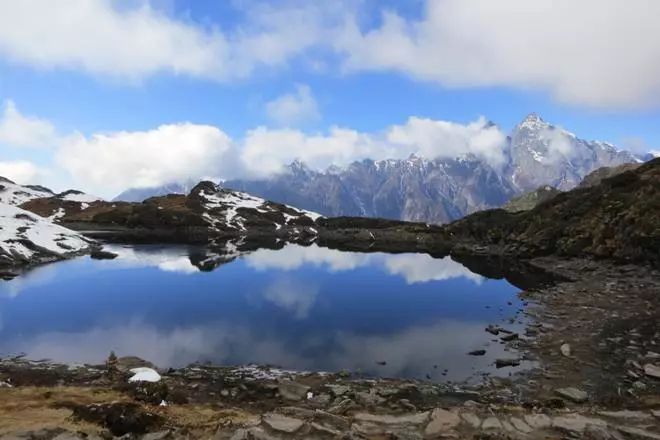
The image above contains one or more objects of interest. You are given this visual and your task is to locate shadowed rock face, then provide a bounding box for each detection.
[445,157,660,266]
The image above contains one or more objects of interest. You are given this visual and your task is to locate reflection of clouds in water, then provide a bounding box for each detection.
[247,245,370,272]
[247,244,482,284]
[5,318,521,382]
[108,246,198,274]
[262,276,320,319]
[0,263,60,298]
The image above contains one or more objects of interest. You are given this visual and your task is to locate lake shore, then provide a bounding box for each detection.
[1,256,659,439]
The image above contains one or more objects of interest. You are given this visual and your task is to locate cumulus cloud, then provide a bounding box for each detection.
[0,0,341,82]
[0,100,57,148]
[335,0,660,109]
[1,1,658,109]
[0,160,42,184]
[265,84,321,126]
[55,123,237,196]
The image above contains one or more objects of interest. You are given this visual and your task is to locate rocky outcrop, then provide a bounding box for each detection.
[501,185,561,212]
[578,162,642,188]
[23,182,323,244]
[0,202,95,270]
[446,157,660,266]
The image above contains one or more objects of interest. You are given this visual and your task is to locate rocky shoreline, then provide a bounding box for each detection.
[1,255,659,439]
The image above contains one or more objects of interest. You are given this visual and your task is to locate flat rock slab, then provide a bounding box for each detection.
[261,413,305,433]
[644,364,660,379]
[277,380,310,401]
[617,426,660,440]
[598,410,653,421]
[482,417,503,430]
[460,412,481,429]
[354,411,429,426]
[524,414,552,429]
[555,387,589,403]
[510,417,533,434]
[424,409,461,437]
[552,415,607,433]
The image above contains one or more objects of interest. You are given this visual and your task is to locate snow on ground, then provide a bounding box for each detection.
[199,188,323,231]
[59,191,103,203]
[0,180,53,206]
[0,203,93,265]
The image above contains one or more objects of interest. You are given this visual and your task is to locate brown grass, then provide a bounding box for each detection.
[0,386,259,435]
[0,386,127,434]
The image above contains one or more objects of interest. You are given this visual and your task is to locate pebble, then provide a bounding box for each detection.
[460,412,481,428]
[643,364,660,379]
[481,417,503,430]
[555,387,589,403]
[261,413,305,433]
[561,343,572,357]
[510,417,533,433]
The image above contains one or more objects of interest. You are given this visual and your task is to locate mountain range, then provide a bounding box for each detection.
[114,114,643,224]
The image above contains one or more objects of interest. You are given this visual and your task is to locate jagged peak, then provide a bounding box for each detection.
[516,112,549,132]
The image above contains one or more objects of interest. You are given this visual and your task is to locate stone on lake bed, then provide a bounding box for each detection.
[561,343,571,357]
[468,350,486,356]
[555,387,589,403]
[500,333,519,342]
[495,358,520,368]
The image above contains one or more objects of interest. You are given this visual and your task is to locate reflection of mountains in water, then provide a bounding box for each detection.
[110,239,560,289]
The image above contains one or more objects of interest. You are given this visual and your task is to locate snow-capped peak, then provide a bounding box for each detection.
[0,177,54,206]
[516,113,548,132]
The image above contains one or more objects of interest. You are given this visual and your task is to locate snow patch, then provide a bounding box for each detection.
[60,192,102,203]
[128,367,161,383]
[0,182,53,206]
[0,203,93,264]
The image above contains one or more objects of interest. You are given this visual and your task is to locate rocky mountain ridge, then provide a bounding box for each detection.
[113,113,642,224]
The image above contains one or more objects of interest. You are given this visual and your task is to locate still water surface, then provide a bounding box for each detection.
[0,244,529,383]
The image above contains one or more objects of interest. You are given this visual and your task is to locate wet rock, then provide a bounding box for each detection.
[643,363,660,379]
[277,380,310,401]
[652,410,660,418]
[500,333,519,342]
[90,249,118,260]
[555,387,589,403]
[468,350,486,356]
[495,358,520,368]
[261,413,305,433]
[560,343,572,357]
[485,325,500,335]
[481,417,503,430]
[552,415,607,434]
[523,414,552,429]
[460,412,481,428]
[424,409,461,437]
[354,412,429,426]
[509,417,533,434]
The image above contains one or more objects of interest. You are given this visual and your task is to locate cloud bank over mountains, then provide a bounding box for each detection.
[0,0,658,110]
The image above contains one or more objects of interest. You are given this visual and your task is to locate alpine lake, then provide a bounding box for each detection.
[0,243,539,385]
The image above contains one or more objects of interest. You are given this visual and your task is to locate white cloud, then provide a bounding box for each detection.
[0,160,41,184]
[55,122,237,197]
[335,0,660,109]
[265,84,321,126]
[0,0,340,82]
[0,1,658,109]
[0,100,57,147]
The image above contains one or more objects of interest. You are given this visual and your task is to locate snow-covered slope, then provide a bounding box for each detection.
[0,203,94,268]
[191,181,322,233]
[18,190,104,222]
[0,177,54,206]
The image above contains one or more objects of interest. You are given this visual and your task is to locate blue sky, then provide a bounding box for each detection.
[0,0,658,198]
